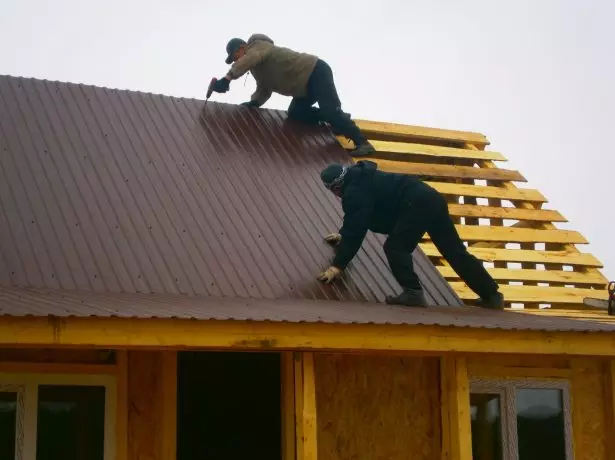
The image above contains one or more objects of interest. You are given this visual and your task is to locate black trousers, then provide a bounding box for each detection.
[383,185,499,299]
[287,59,367,146]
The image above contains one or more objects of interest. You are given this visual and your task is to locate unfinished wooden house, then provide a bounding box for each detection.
[0,74,613,460]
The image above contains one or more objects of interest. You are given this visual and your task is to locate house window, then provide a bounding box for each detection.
[0,373,115,460]
[470,378,573,460]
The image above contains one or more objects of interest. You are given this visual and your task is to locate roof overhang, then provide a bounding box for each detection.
[1,287,615,357]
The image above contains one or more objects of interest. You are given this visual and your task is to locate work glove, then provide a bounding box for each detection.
[317,266,342,284]
[240,100,261,108]
[211,78,230,93]
[324,233,342,247]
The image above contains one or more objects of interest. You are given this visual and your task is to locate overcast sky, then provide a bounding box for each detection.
[1,0,613,280]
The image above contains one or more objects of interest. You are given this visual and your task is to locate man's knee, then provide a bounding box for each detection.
[383,237,404,258]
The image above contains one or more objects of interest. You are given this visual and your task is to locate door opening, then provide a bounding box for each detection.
[177,351,282,460]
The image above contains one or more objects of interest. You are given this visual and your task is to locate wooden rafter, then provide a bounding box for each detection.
[337,124,608,310]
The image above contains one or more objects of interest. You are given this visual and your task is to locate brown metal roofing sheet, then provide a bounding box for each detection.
[1,286,614,333]
[0,74,461,307]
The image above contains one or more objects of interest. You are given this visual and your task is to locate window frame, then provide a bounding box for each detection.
[0,372,116,460]
[470,377,574,460]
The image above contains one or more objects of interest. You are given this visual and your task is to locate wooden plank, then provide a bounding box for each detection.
[361,158,526,182]
[116,350,128,460]
[161,351,177,460]
[4,315,615,357]
[450,283,609,304]
[281,352,296,460]
[448,204,566,222]
[355,119,489,146]
[438,266,608,285]
[294,352,317,460]
[440,357,473,460]
[421,244,603,267]
[337,137,506,161]
[429,182,546,202]
[423,225,588,244]
[604,361,615,460]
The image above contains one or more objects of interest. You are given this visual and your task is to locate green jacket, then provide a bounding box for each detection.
[227,34,318,106]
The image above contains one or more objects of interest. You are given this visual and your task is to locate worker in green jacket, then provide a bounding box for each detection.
[209,34,376,157]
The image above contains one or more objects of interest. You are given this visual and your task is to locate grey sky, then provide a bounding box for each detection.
[1,0,613,280]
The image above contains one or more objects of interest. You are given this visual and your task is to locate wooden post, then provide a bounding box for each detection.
[294,351,318,460]
[281,352,296,460]
[160,351,177,460]
[604,361,615,460]
[116,350,129,460]
[440,356,472,460]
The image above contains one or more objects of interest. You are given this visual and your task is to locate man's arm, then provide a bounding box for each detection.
[226,42,272,80]
[332,191,374,269]
[250,84,272,106]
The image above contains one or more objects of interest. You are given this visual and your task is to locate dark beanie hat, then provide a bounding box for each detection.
[320,163,348,189]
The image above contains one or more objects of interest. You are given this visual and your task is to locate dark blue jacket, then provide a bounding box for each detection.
[332,161,432,269]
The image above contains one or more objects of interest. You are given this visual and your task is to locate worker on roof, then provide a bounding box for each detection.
[208,34,376,157]
[317,160,504,309]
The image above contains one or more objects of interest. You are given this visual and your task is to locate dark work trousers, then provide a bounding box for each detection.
[383,185,499,299]
[287,59,368,146]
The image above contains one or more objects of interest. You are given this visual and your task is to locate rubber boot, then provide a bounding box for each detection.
[385,289,427,308]
[475,291,505,310]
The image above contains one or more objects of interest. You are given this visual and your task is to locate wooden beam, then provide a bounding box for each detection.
[428,182,546,203]
[440,357,472,460]
[466,363,573,379]
[424,225,588,244]
[294,352,317,460]
[449,283,609,304]
[281,352,296,460]
[438,266,608,285]
[447,204,566,222]
[337,138,505,161]
[2,316,615,357]
[604,361,615,460]
[361,158,526,182]
[116,350,128,460]
[355,119,489,146]
[0,362,117,374]
[421,243,603,267]
[161,351,177,460]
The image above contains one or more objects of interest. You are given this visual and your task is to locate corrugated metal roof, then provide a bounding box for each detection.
[1,286,614,333]
[0,75,461,306]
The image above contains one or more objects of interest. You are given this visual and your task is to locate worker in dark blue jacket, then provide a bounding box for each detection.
[317,160,504,308]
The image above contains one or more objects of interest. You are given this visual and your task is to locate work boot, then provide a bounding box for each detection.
[385,289,427,308]
[475,291,505,310]
[350,142,376,157]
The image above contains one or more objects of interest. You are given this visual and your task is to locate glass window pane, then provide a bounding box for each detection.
[36,385,105,460]
[0,392,17,460]
[470,393,503,460]
[516,388,566,460]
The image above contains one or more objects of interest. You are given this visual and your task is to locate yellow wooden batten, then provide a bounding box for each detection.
[337,121,608,311]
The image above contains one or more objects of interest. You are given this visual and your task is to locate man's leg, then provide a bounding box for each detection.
[307,60,375,157]
[383,204,430,306]
[287,97,320,125]
[426,191,503,307]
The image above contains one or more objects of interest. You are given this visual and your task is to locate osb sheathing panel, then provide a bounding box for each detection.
[315,354,439,460]
[127,350,166,460]
[0,347,113,363]
[571,360,608,460]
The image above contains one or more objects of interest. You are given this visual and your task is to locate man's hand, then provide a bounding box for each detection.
[317,266,342,284]
[324,233,342,247]
[240,100,261,108]
[211,78,230,94]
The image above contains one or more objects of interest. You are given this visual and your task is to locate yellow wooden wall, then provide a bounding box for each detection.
[314,353,440,460]
[0,347,612,460]
[467,354,609,460]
